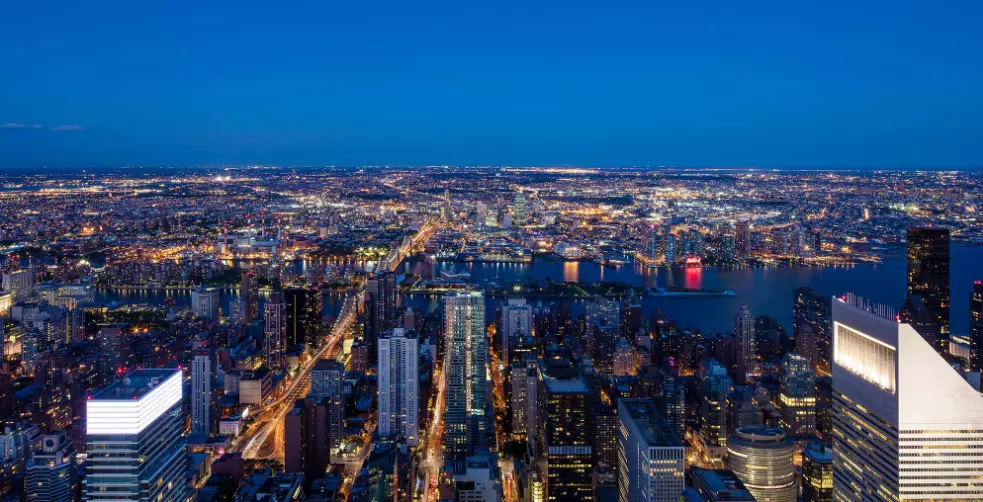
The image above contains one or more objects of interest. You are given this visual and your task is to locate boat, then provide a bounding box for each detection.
[440,270,472,280]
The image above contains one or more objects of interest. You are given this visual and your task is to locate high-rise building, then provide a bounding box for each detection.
[365,273,396,364]
[191,347,218,436]
[725,386,760,437]
[285,287,323,349]
[65,308,84,344]
[535,356,592,501]
[84,368,189,502]
[443,291,488,465]
[309,359,345,456]
[378,328,419,445]
[735,221,751,258]
[96,324,128,384]
[283,397,329,481]
[240,270,259,324]
[970,281,983,372]
[727,426,796,502]
[701,361,733,452]
[802,441,833,502]
[500,298,532,365]
[688,468,756,502]
[779,353,815,437]
[832,294,983,501]
[794,287,832,376]
[734,305,755,383]
[514,190,527,226]
[663,377,686,443]
[905,227,950,353]
[617,398,686,502]
[264,292,286,370]
[26,431,76,502]
[191,286,220,320]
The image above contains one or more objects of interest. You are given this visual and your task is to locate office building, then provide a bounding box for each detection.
[802,441,833,502]
[84,368,189,502]
[285,288,323,349]
[735,305,755,383]
[365,273,396,365]
[905,227,950,352]
[617,398,685,502]
[726,426,796,502]
[264,292,286,370]
[191,286,220,320]
[778,353,815,436]
[191,347,218,436]
[970,281,983,371]
[309,359,345,455]
[793,288,832,376]
[726,386,760,437]
[443,291,488,464]
[536,356,592,501]
[701,362,733,453]
[735,221,750,258]
[500,298,532,365]
[26,431,76,502]
[283,397,329,481]
[378,328,419,445]
[832,294,983,501]
[663,377,686,443]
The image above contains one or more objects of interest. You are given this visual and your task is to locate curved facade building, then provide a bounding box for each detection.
[726,426,796,502]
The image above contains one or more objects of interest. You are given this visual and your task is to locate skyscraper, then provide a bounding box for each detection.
[443,291,488,464]
[191,347,218,436]
[734,305,755,383]
[500,298,532,365]
[378,328,419,445]
[802,441,833,502]
[726,426,796,502]
[240,270,259,324]
[536,355,592,501]
[779,353,815,437]
[65,308,84,344]
[700,361,733,456]
[905,226,950,353]
[191,285,220,320]
[617,398,685,502]
[514,190,527,226]
[793,287,832,376]
[832,294,983,501]
[285,287,323,349]
[970,281,983,372]
[735,221,750,259]
[26,431,75,502]
[85,368,189,502]
[365,272,396,365]
[264,292,286,370]
[309,359,345,456]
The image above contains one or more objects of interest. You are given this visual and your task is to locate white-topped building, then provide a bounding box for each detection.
[85,368,189,502]
[832,294,983,501]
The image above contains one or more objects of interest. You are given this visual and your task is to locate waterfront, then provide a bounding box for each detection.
[90,244,983,336]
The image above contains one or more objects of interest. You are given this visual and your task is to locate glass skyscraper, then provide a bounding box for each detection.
[84,368,189,502]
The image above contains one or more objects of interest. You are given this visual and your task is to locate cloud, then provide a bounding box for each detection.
[49,124,85,131]
[2,122,42,129]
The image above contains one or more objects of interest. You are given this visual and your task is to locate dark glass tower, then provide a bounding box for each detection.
[971,281,983,372]
[906,227,950,353]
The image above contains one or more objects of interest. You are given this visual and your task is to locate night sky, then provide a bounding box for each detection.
[2,0,982,168]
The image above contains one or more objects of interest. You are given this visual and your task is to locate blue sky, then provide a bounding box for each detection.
[1,0,982,168]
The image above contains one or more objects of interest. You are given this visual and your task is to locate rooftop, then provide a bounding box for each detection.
[91,368,181,401]
[620,398,681,447]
